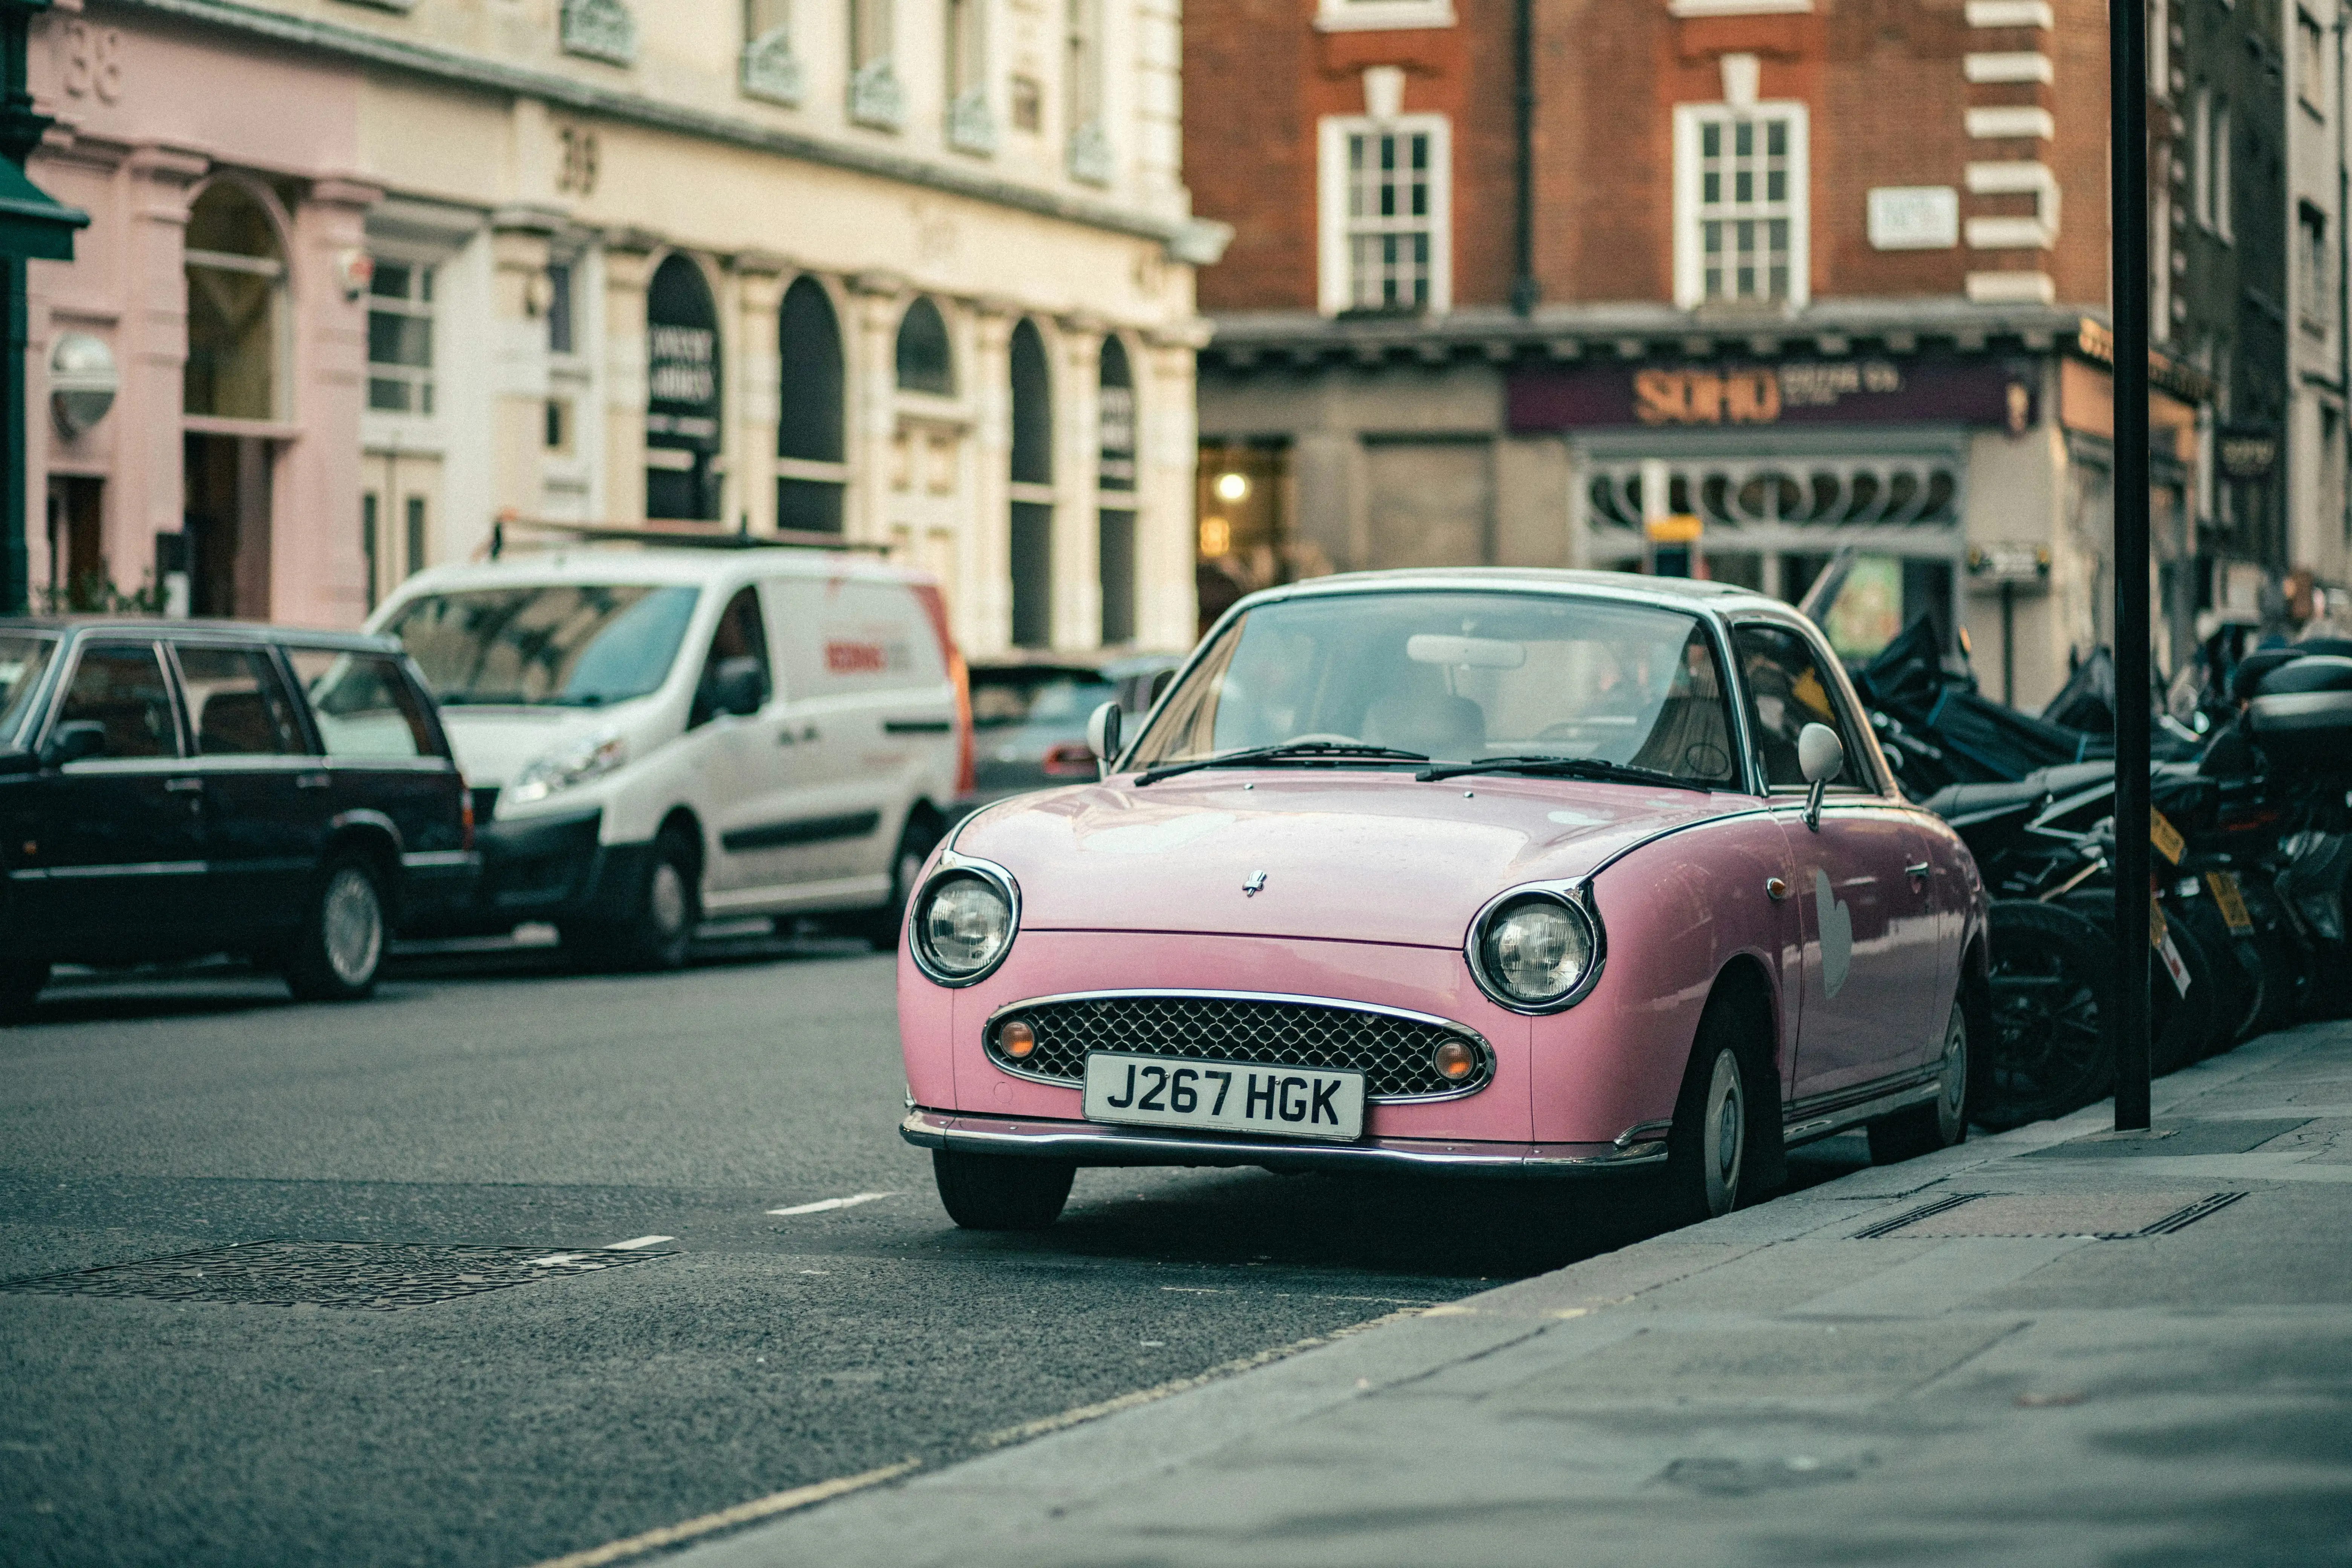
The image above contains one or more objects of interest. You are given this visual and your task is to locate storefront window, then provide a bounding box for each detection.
[645,254,723,521]
[777,276,846,533]
[1098,335,1136,644]
[183,182,285,421]
[895,297,954,395]
[1009,319,1052,648]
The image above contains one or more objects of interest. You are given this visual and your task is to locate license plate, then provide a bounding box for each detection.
[1081,1053,1365,1142]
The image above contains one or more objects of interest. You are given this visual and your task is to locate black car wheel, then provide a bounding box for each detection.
[0,961,49,1025]
[565,827,699,973]
[285,856,387,1003]
[931,1148,1075,1230]
[1660,999,1770,1224]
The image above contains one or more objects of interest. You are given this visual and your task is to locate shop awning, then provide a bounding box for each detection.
[0,157,83,261]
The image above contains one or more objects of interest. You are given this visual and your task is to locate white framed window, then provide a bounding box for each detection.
[2192,87,2212,227]
[1673,101,1808,309]
[366,257,435,415]
[2300,201,2331,333]
[1317,113,1451,314]
[2213,98,2232,241]
[1313,0,1457,31]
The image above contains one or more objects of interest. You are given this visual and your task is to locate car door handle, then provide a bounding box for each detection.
[164,778,204,794]
[1904,861,1932,884]
[296,773,332,791]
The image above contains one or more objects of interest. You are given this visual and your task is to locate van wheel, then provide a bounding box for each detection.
[0,961,49,1024]
[1868,1001,1971,1164]
[932,1148,1075,1230]
[286,856,387,1003]
[859,816,942,951]
[566,828,698,972]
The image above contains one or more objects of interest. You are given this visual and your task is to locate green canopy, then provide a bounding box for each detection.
[0,155,81,261]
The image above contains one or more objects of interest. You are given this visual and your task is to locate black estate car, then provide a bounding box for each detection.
[0,620,477,1020]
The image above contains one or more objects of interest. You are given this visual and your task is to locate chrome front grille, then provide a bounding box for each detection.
[984,991,1491,1101]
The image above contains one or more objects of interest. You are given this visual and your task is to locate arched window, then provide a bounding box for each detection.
[895,296,954,395]
[776,275,845,533]
[645,254,723,521]
[1097,335,1136,645]
[1008,318,1052,647]
[184,182,285,421]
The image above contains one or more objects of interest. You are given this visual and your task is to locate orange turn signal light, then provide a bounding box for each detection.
[999,1019,1037,1060]
[1433,1040,1476,1081]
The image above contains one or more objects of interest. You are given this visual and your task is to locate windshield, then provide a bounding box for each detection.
[1125,591,1739,785]
[970,669,1118,729]
[384,584,702,708]
[0,633,56,745]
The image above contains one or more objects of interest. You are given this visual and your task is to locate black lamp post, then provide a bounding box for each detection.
[0,0,87,617]
[2109,0,2154,1130]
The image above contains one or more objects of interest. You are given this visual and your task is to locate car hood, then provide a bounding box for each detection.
[437,702,661,790]
[952,771,1759,948]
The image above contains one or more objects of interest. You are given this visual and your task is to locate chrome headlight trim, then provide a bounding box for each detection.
[908,851,1022,987]
[1464,880,1607,1015]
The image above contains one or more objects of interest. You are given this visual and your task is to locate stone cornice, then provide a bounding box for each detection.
[104,0,1209,254]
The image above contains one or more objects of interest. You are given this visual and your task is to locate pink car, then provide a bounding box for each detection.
[898,571,1989,1230]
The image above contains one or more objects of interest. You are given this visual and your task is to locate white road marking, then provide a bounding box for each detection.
[525,1254,585,1268]
[524,1461,919,1568]
[602,1236,674,1251]
[767,1191,897,1216]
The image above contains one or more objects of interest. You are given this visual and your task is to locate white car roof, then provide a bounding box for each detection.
[385,544,936,598]
[1236,567,1790,620]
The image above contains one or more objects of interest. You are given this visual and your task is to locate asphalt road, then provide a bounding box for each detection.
[0,932,1870,1568]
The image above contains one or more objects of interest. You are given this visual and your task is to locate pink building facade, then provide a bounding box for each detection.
[27,0,375,627]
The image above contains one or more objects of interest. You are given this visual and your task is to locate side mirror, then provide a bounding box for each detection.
[40,720,106,769]
[1797,721,1844,832]
[709,657,766,718]
[1086,701,1123,776]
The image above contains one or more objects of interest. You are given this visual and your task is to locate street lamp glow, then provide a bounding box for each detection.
[1213,472,1250,503]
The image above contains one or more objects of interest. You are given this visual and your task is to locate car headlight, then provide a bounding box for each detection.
[506,729,628,806]
[911,860,1020,985]
[1469,889,1599,1012]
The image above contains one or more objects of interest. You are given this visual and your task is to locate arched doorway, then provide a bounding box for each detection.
[1008,319,1052,648]
[776,276,845,533]
[182,181,286,617]
[646,255,722,521]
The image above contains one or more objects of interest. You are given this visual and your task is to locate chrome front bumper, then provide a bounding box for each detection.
[899,1108,1668,1177]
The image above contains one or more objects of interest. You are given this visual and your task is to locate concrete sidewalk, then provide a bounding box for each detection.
[684,1024,2352,1567]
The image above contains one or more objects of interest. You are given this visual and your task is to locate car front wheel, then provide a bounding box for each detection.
[931,1148,1075,1230]
[565,828,698,972]
[286,856,387,1003]
[1660,1001,1767,1224]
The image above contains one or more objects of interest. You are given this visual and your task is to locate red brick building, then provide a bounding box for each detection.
[1185,0,2211,708]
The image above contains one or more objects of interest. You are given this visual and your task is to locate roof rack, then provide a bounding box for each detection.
[488,512,893,559]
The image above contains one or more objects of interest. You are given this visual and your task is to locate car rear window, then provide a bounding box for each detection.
[288,649,444,760]
[0,633,56,746]
[970,669,1117,728]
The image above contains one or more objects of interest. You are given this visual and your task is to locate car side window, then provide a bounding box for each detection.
[54,643,179,760]
[689,586,772,729]
[1732,623,1865,792]
[288,650,439,759]
[174,644,305,756]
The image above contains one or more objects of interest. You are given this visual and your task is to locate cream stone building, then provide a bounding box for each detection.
[29,0,1220,653]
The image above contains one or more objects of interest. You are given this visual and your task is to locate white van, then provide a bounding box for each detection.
[368,541,971,968]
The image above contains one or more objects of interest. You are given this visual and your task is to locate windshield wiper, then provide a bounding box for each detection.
[1414,754,1711,793]
[1135,741,1430,786]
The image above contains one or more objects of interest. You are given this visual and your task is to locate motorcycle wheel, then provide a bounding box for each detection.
[1980,900,2116,1132]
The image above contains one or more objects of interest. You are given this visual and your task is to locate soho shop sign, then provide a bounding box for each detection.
[1507,357,2037,434]
[648,323,718,445]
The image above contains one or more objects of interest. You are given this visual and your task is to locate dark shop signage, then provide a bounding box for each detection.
[646,256,721,453]
[2218,427,2278,482]
[1507,357,2033,433]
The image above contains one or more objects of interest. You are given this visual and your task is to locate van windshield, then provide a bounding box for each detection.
[383,584,703,708]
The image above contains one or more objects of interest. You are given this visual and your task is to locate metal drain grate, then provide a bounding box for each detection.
[1851,1191,2247,1241]
[0,1240,665,1310]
